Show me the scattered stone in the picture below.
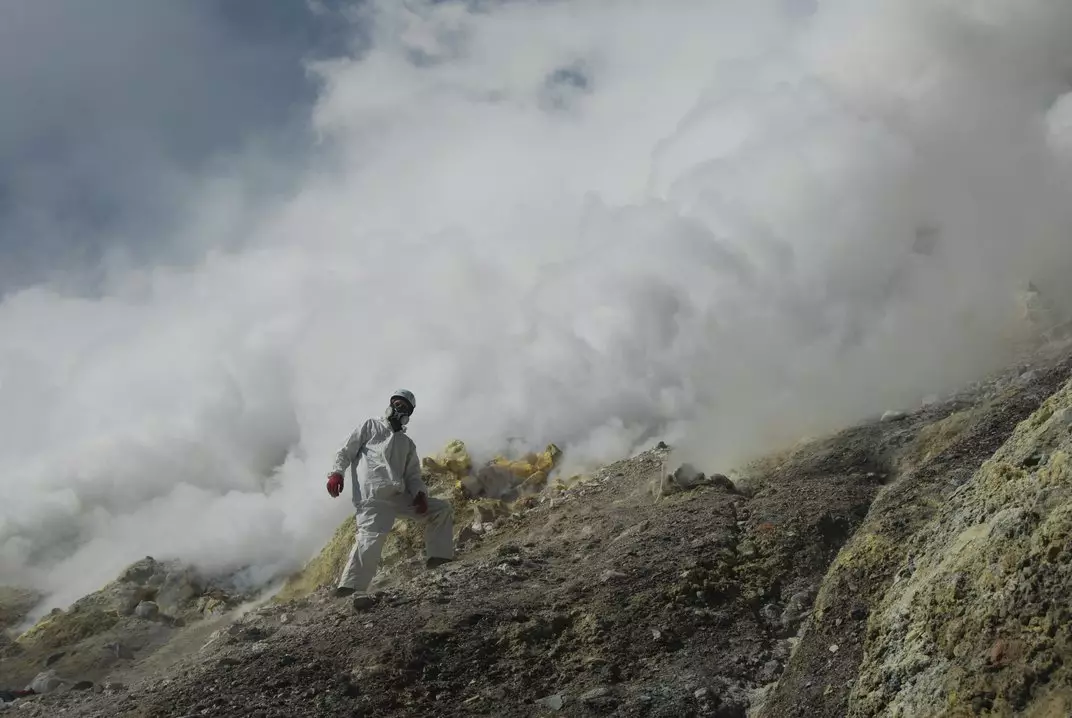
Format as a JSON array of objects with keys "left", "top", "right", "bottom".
[
  {"left": 352, "top": 595, "right": 376, "bottom": 612},
  {"left": 757, "top": 660, "right": 782, "bottom": 683},
  {"left": 672, "top": 463, "right": 705, "bottom": 488},
  {"left": 134, "top": 601, "right": 160, "bottom": 620},
  {"left": 657, "top": 463, "right": 736, "bottom": 496},
  {"left": 28, "top": 670, "right": 65, "bottom": 694},
  {"left": 118, "top": 557, "right": 158, "bottom": 584},
  {"left": 708, "top": 473, "right": 737, "bottom": 492},
  {"left": 760, "top": 603, "right": 782, "bottom": 627},
  {"left": 715, "top": 685, "right": 750, "bottom": 717},
  {"left": 580, "top": 687, "right": 610, "bottom": 702},
  {"left": 194, "top": 595, "right": 231, "bottom": 617},
  {"left": 105, "top": 642, "right": 135, "bottom": 660},
  {"left": 781, "top": 590, "right": 814, "bottom": 633},
  {"left": 238, "top": 624, "right": 274, "bottom": 643},
  {"left": 155, "top": 569, "right": 204, "bottom": 617},
  {"left": 456, "top": 525, "right": 481, "bottom": 544},
  {"left": 496, "top": 543, "right": 522, "bottom": 557},
  {"left": 1022, "top": 450, "right": 1047, "bottom": 468},
  {"left": 536, "top": 693, "right": 565, "bottom": 710},
  {"left": 612, "top": 521, "right": 650, "bottom": 543}
]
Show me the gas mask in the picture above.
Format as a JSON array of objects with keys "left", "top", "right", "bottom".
[
  {"left": 384, "top": 389, "right": 415, "bottom": 431},
  {"left": 384, "top": 404, "right": 410, "bottom": 428}
]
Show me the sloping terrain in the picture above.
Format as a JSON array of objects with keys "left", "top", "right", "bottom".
[
  {"left": 760, "top": 343, "right": 1072, "bottom": 718},
  {"left": 0, "top": 557, "right": 258, "bottom": 701},
  {"left": 850, "top": 366, "right": 1072, "bottom": 717},
  {"left": 5, "top": 339, "right": 1071, "bottom": 717}
]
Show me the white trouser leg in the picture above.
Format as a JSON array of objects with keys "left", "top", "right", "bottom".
[
  {"left": 338, "top": 499, "right": 398, "bottom": 592},
  {"left": 393, "top": 496, "right": 455, "bottom": 560}
]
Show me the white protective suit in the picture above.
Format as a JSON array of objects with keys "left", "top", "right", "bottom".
[{"left": 331, "top": 417, "right": 453, "bottom": 593}]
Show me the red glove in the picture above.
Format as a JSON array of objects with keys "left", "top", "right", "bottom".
[
  {"left": 413, "top": 492, "right": 428, "bottom": 515},
  {"left": 327, "top": 472, "right": 344, "bottom": 498}
]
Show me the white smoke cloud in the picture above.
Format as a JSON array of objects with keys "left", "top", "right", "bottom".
[{"left": 4, "top": 0, "right": 1072, "bottom": 611}]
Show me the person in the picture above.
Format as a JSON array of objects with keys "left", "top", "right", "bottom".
[{"left": 325, "top": 389, "right": 454, "bottom": 609}]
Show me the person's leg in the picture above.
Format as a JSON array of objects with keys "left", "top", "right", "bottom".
[
  {"left": 422, "top": 496, "right": 455, "bottom": 563},
  {"left": 396, "top": 496, "right": 455, "bottom": 564},
  {"left": 337, "top": 499, "right": 397, "bottom": 594}
]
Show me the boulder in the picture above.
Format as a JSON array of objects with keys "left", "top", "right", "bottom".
[
  {"left": 28, "top": 670, "right": 66, "bottom": 694},
  {"left": 154, "top": 569, "right": 204, "bottom": 617},
  {"left": 655, "top": 463, "right": 737, "bottom": 498},
  {"left": 134, "top": 601, "right": 160, "bottom": 621}
]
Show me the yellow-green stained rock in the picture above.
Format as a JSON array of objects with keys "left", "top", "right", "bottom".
[{"left": 849, "top": 378, "right": 1072, "bottom": 717}]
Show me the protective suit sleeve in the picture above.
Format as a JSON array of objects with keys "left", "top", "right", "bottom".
[
  {"left": 331, "top": 419, "right": 375, "bottom": 476},
  {"left": 402, "top": 442, "right": 428, "bottom": 497}
]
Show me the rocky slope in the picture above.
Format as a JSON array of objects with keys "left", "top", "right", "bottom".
[
  {"left": 0, "top": 556, "right": 259, "bottom": 701},
  {"left": 3, "top": 338, "right": 1072, "bottom": 717}
]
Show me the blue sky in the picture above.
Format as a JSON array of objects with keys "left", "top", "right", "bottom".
[{"left": 0, "top": 0, "right": 359, "bottom": 292}]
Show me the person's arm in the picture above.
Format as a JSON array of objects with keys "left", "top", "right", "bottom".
[
  {"left": 332, "top": 419, "right": 374, "bottom": 475},
  {"left": 402, "top": 441, "right": 429, "bottom": 498},
  {"left": 327, "top": 420, "right": 374, "bottom": 498}
]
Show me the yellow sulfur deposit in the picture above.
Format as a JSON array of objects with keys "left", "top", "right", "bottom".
[
  {"left": 421, "top": 439, "right": 473, "bottom": 478},
  {"left": 422, "top": 439, "right": 477, "bottom": 507},
  {"left": 491, "top": 444, "right": 562, "bottom": 480},
  {"left": 424, "top": 440, "right": 563, "bottom": 499},
  {"left": 16, "top": 607, "right": 120, "bottom": 651}
]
